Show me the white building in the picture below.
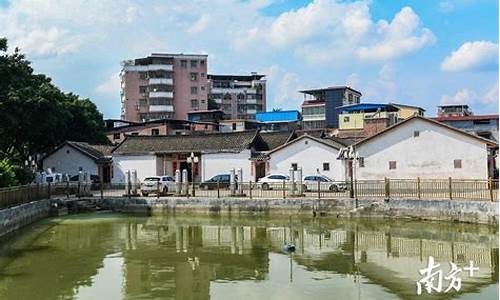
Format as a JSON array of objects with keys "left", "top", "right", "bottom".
[
  {"left": 111, "top": 131, "right": 284, "bottom": 183},
  {"left": 267, "top": 134, "right": 350, "bottom": 181},
  {"left": 42, "top": 141, "right": 114, "bottom": 182},
  {"left": 348, "top": 116, "right": 497, "bottom": 180}
]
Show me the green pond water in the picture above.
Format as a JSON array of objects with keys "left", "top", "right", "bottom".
[{"left": 0, "top": 213, "right": 497, "bottom": 300}]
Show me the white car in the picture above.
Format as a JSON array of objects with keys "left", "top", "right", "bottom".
[
  {"left": 140, "top": 176, "right": 176, "bottom": 196},
  {"left": 258, "top": 174, "right": 289, "bottom": 190},
  {"left": 303, "top": 175, "right": 346, "bottom": 192}
]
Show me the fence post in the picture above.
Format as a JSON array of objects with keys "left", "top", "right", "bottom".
[
  {"left": 384, "top": 177, "right": 390, "bottom": 199},
  {"left": 47, "top": 182, "right": 51, "bottom": 199},
  {"left": 249, "top": 181, "right": 253, "bottom": 199},
  {"left": 489, "top": 177, "right": 494, "bottom": 202},
  {"left": 157, "top": 181, "right": 160, "bottom": 199},
  {"left": 317, "top": 179, "right": 321, "bottom": 200},
  {"left": 100, "top": 181, "right": 104, "bottom": 201},
  {"left": 217, "top": 181, "right": 220, "bottom": 199},
  {"left": 417, "top": 177, "right": 421, "bottom": 199},
  {"left": 66, "top": 180, "right": 70, "bottom": 199},
  {"left": 127, "top": 170, "right": 131, "bottom": 199},
  {"left": 448, "top": 177, "right": 452, "bottom": 200},
  {"left": 282, "top": 180, "right": 286, "bottom": 199}
]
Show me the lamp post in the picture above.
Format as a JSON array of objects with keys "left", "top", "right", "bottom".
[{"left": 187, "top": 152, "right": 199, "bottom": 196}]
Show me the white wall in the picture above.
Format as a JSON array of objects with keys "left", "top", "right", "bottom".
[
  {"left": 201, "top": 150, "right": 253, "bottom": 181},
  {"left": 356, "top": 118, "right": 489, "bottom": 179},
  {"left": 269, "top": 138, "right": 345, "bottom": 181},
  {"left": 43, "top": 145, "right": 98, "bottom": 176},
  {"left": 112, "top": 154, "right": 157, "bottom": 183}
]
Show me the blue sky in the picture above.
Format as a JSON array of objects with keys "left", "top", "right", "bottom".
[{"left": 0, "top": 0, "right": 498, "bottom": 118}]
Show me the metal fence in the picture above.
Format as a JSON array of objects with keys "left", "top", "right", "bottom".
[{"left": 0, "top": 178, "right": 498, "bottom": 209}]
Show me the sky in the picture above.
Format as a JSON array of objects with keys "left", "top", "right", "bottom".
[{"left": 0, "top": 0, "right": 498, "bottom": 118}]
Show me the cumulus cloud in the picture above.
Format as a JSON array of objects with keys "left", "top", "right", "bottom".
[
  {"left": 188, "top": 14, "right": 211, "bottom": 34},
  {"left": 482, "top": 83, "right": 499, "bottom": 104},
  {"left": 356, "top": 7, "right": 435, "bottom": 61},
  {"left": 95, "top": 72, "right": 121, "bottom": 95},
  {"left": 441, "top": 88, "right": 476, "bottom": 105},
  {"left": 441, "top": 41, "right": 499, "bottom": 72}
]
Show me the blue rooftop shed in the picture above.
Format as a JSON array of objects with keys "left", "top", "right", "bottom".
[{"left": 255, "top": 110, "right": 302, "bottom": 123}]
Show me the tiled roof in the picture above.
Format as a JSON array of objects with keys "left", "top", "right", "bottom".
[
  {"left": 432, "top": 115, "right": 499, "bottom": 121},
  {"left": 259, "top": 131, "right": 296, "bottom": 150},
  {"left": 113, "top": 130, "right": 260, "bottom": 154}
]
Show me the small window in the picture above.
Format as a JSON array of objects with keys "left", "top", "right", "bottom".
[
  {"left": 201, "top": 73, "right": 205, "bottom": 78},
  {"left": 191, "top": 99, "right": 199, "bottom": 108},
  {"left": 151, "top": 129, "right": 160, "bottom": 136},
  {"left": 180, "top": 60, "right": 187, "bottom": 68},
  {"left": 139, "top": 72, "right": 147, "bottom": 80},
  {"left": 190, "top": 60, "right": 198, "bottom": 68},
  {"left": 344, "top": 116, "right": 350, "bottom": 122},
  {"left": 454, "top": 159, "right": 462, "bottom": 169},
  {"left": 358, "top": 157, "right": 365, "bottom": 168},
  {"left": 232, "top": 123, "right": 237, "bottom": 130},
  {"left": 200, "top": 60, "right": 205, "bottom": 66},
  {"left": 191, "top": 86, "right": 198, "bottom": 95},
  {"left": 291, "top": 163, "right": 298, "bottom": 171},
  {"left": 139, "top": 86, "right": 148, "bottom": 93},
  {"left": 113, "top": 133, "right": 121, "bottom": 140},
  {"left": 323, "top": 162, "right": 330, "bottom": 171},
  {"left": 190, "top": 72, "right": 198, "bottom": 81},
  {"left": 389, "top": 161, "right": 397, "bottom": 170},
  {"left": 414, "top": 130, "right": 420, "bottom": 137}
]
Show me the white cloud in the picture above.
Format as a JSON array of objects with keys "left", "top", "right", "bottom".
[
  {"left": 441, "top": 41, "right": 499, "bottom": 72},
  {"left": 439, "top": 1, "right": 455, "bottom": 13},
  {"left": 188, "top": 14, "right": 211, "bottom": 34},
  {"left": 356, "top": 7, "right": 435, "bottom": 62},
  {"left": 482, "top": 83, "right": 499, "bottom": 104},
  {"left": 346, "top": 73, "right": 360, "bottom": 88},
  {"left": 441, "top": 88, "right": 476, "bottom": 105},
  {"left": 261, "top": 65, "right": 304, "bottom": 109},
  {"left": 95, "top": 72, "right": 121, "bottom": 95}
]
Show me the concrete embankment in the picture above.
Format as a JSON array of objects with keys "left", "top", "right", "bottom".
[
  {"left": 99, "top": 196, "right": 499, "bottom": 225},
  {"left": 0, "top": 200, "right": 53, "bottom": 238}
]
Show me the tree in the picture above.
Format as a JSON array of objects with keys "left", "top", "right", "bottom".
[
  {"left": 0, "top": 159, "right": 18, "bottom": 187},
  {"left": 0, "top": 37, "right": 108, "bottom": 180}
]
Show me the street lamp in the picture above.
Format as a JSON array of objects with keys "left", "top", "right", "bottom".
[{"left": 187, "top": 152, "right": 199, "bottom": 196}]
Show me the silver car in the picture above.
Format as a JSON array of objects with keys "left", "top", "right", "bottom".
[
  {"left": 140, "top": 176, "right": 176, "bottom": 196},
  {"left": 303, "top": 175, "right": 346, "bottom": 192}
]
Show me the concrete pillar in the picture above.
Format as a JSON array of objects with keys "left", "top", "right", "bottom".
[
  {"left": 175, "top": 169, "right": 182, "bottom": 195},
  {"left": 289, "top": 168, "right": 295, "bottom": 196},
  {"left": 237, "top": 168, "right": 243, "bottom": 195},
  {"left": 132, "top": 170, "right": 138, "bottom": 195},
  {"left": 182, "top": 169, "right": 189, "bottom": 195},
  {"left": 230, "top": 168, "right": 236, "bottom": 196},
  {"left": 297, "top": 167, "right": 303, "bottom": 195},
  {"left": 126, "top": 170, "right": 131, "bottom": 196}
]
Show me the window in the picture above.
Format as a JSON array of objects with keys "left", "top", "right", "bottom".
[
  {"left": 151, "top": 129, "right": 160, "bottom": 136},
  {"left": 291, "top": 163, "right": 298, "bottom": 171},
  {"left": 323, "top": 162, "right": 330, "bottom": 171},
  {"left": 454, "top": 159, "right": 462, "bottom": 169},
  {"left": 139, "top": 86, "right": 148, "bottom": 94},
  {"left": 414, "top": 130, "right": 420, "bottom": 137},
  {"left": 201, "top": 99, "right": 206, "bottom": 104},
  {"left": 232, "top": 123, "right": 237, "bottom": 130},
  {"left": 191, "top": 99, "right": 199, "bottom": 108},
  {"left": 201, "top": 73, "right": 205, "bottom": 78},
  {"left": 358, "top": 157, "right": 365, "bottom": 168},
  {"left": 113, "top": 133, "right": 121, "bottom": 140},
  {"left": 190, "top": 60, "right": 198, "bottom": 68},
  {"left": 191, "top": 86, "right": 198, "bottom": 95},
  {"left": 200, "top": 60, "right": 205, "bottom": 66},
  {"left": 304, "top": 176, "right": 315, "bottom": 181},
  {"left": 139, "top": 99, "right": 147, "bottom": 107},
  {"left": 269, "top": 175, "right": 287, "bottom": 180},
  {"left": 348, "top": 94, "right": 353, "bottom": 103},
  {"left": 180, "top": 60, "right": 187, "bottom": 68},
  {"left": 139, "top": 72, "right": 147, "bottom": 80},
  {"left": 190, "top": 72, "right": 198, "bottom": 81},
  {"left": 343, "top": 116, "right": 350, "bottom": 122},
  {"left": 389, "top": 161, "right": 397, "bottom": 170},
  {"left": 201, "top": 86, "right": 205, "bottom": 91}
]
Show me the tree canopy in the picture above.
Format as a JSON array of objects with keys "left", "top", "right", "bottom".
[{"left": 0, "top": 37, "right": 108, "bottom": 181}]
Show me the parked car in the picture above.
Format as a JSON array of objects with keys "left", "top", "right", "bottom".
[
  {"left": 303, "top": 175, "right": 346, "bottom": 192},
  {"left": 140, "top": 176, "right": 176, "bottom": 196},
  {"left": 199, "top": 174, "right": 234, "bottom": 190},
  {"left": 69, "top": 174, "right": 101, "bottom": 184},
  {"left": 258, "top": 174, "right": 289, "bottom": 190}
]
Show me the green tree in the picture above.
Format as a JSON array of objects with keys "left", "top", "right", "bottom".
[
  {"left": 0, "top": 159, "right": 18, "bottom": 187},
  {"left": 0, "top": 37, "right": 108, "bottom": 165}
]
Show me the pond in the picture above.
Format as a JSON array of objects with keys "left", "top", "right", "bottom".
[{"left": 0, "top": 213, "right": 497, "bottom": 300}]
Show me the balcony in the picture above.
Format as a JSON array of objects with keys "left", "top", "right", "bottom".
[
  {"left": 246, "top": 109, "right": 257, "bottom": 115},
  {"left": 149, "top": 105, "right": 174, "bottom": 112},
  {"left": 149, "top": 91, "right": 173, "bottom": 98},
  {"left": 210, "top": 87, "right": 257, "bottom": 94},
  {"left": 124, "top": 64, "right": 173, "bottom": 72},
  {"left": 302, "top": 114, "right": 326, "bottom": 121},
  {"left": 149, "top": 78, "right": 173, "bottom": 85}
]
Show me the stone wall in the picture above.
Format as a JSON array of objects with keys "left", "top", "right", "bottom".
[
  {"left": 0, "top": 199, "right": 52, "bottom": 238},
  {"left": 97, "top": 196, "right": 499, "bottom": 225}
]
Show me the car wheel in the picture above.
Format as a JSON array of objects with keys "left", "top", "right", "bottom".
[
  {"left": 162, "top": 186, "right": 168, "bottom": 195},
  {"left": 141, "top": 192, "right": 148, "bottom": 197},
  {"left": 329, "top": 184, "right": 339, "bottom": 192},
  {"left": 262, "top": 183, "right": 269, "bottom": 190},
  {"left": 302, "top": 184, "right": 307, "bottom": 192}
]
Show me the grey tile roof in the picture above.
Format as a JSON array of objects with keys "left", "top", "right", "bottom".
[
  {"left": 113, "top": 130, "right": 260, "bottom": 154},
  {"left": 259, "top": 131, "right": 296, "bottom": 150}
]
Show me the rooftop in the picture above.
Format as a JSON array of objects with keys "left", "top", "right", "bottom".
[
  {"left": 208, "top": 74, "right": 266, "bottom": 81},
  {"left": 432, "top": 114, "right": 499, "bottom": 122},
  {"left": 336, "top": 103, "right": 399, "bottom": 113},
  {"left": 300, "top": 85, "right": 362, "bottom": 95}
]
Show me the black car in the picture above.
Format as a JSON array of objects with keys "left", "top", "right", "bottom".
[
  {"left": 70, "top": 174, "right": 101, "bottom": 184},
  {"left": 199, "top": 174, "right": 236, "bottom": 190}
]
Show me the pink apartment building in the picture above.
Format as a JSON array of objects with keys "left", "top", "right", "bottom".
[{"left": 121, "top": 53, "right": 208, "bottom": 122}]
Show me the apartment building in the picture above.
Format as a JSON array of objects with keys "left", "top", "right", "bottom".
[
  {"left": 300, "top": 86, "right": 361, "bottom": 129},
  {"left": 121, "top": 53, "right": 208, "bottom": 122},
  {"left": 207, "top": 73, "right": 266, "bottom": 119}
]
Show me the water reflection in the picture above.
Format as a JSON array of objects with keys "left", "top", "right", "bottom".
[{"left": 0, "top": 214, "right": 497, "bottom": 300}]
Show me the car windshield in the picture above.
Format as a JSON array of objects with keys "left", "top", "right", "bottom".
[
  {"left": 144, "top": 177, "right": 160, "bottom": 182},
  {"left": 304, "top": 176, "right": 315, "bottom": 181}
]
